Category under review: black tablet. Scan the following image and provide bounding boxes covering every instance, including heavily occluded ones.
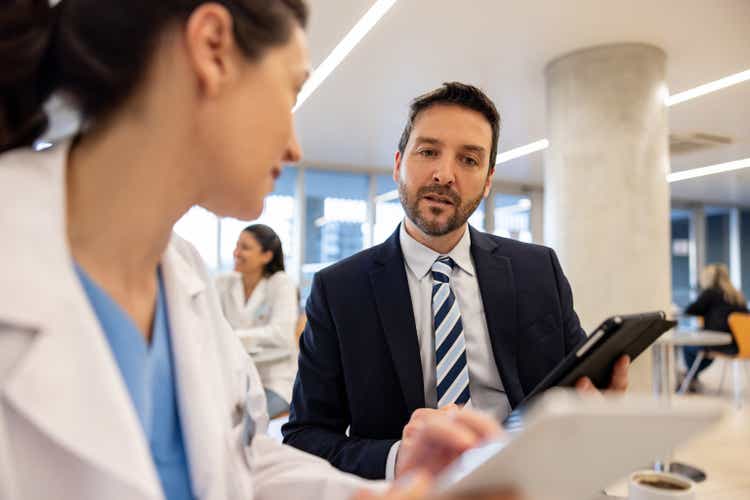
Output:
[520,311,676,405]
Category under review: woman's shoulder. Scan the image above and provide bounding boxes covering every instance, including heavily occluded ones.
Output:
[266,271,296,291]
[267,270,291,282]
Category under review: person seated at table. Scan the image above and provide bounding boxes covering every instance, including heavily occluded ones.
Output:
[216,224,298,417]
[681,263,748,392]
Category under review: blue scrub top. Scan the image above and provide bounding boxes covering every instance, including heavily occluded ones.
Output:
[75,265,195,500]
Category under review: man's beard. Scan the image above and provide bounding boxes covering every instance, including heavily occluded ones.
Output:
[398,182,483,236]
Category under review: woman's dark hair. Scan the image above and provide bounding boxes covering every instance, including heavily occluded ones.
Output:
[243,223,284,276]
[0,0,308,153]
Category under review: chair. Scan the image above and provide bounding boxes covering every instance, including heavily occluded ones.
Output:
[715,312,750,406]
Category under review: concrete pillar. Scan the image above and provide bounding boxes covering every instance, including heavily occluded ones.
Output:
[544,44,671,392]
[528,188,544,244]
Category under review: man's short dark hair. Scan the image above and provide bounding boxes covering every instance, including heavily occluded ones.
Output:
[397,82,501,170]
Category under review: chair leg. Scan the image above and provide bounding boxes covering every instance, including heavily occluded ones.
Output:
[679,350,704,394]
[717,360,729,396]
[732,360,745,408]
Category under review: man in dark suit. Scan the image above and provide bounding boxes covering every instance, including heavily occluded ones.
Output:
[282,82,630,480]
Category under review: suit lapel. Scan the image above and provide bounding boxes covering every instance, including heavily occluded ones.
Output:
[369,227,426,412]
[470,227,524,406]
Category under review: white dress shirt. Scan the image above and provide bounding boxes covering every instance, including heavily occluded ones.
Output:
[215,271,299,402]
[386,222,511,478]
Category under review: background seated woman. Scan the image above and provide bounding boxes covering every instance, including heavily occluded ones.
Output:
[216,224,298,417]
[681,263,748,392]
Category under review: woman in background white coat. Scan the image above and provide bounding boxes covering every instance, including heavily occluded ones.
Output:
[216,224,298,417]
[0,1,514,500]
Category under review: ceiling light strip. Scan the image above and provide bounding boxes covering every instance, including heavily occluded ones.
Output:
[495,139,549,165]
[493,69,750,166]
[293,0,398,113]
[667,157,750,183]
[666,69,750,107]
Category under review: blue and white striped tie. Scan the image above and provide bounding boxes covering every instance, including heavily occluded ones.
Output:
[431,256,471,407]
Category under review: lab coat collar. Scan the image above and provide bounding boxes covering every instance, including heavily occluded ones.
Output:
[0,141,164,499]
[161,239,229,499]
[0,141,234,500]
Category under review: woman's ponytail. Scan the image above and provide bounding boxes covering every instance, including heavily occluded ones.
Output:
[0,0,60,153]
[0,0,308,155]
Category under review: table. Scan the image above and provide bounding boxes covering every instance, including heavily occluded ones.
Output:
[602,404,750,499]
[650,330,734,481]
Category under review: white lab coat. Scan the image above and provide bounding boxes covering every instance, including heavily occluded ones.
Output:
[0,143,383,500]
[215,271,298,402]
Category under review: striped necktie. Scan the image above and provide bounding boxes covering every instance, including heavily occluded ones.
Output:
[431,256,471,407]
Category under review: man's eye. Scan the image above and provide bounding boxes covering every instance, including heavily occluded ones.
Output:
[463,156,479,166]
[419,149,437,157]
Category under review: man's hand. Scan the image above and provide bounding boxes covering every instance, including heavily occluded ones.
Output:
[354,472,521,500]
[394,405,501,479]
[575,354,630,394]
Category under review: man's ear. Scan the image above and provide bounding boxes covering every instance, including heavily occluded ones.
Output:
[184,3,239,98]
[393,151,402,183]
[483,166,495,198]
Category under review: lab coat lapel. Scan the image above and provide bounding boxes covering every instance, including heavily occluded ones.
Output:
[161,241,229,500]
[0,142,162,499]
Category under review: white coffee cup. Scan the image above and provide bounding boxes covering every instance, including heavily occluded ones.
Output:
[628,470,696,500]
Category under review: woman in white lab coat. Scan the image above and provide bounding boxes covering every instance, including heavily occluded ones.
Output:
[215,224,298,417]
[0,1,511,500]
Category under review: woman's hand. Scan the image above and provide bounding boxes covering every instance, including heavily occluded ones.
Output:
[353,473,521,500]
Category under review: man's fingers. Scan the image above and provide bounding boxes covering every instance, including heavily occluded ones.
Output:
[608,355,630,391]
[451,408,502,440]
[575,376,594,392]
[415,413,484,453]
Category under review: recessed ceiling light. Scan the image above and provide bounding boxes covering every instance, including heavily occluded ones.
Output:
[667,157,750,183]
[293,0,398,113]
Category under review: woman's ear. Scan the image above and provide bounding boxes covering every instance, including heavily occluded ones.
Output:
[260,250,274,266]
[184,3,239,98]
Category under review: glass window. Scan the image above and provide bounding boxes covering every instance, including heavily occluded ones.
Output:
[173,206,219,270]
[705,207,731,267]
[374,174,404,244]
[741,210,750,303]
[670,209,692,310]
[218,167,298,274]
[493,194,531,242]
[302,170,369,301]
[468,199,486,231]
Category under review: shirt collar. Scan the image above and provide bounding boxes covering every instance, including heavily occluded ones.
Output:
[399,221,475,280]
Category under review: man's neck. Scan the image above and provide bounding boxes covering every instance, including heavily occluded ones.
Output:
[403,218,467,255]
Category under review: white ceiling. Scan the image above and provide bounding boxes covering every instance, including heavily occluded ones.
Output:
[298,0,750,204]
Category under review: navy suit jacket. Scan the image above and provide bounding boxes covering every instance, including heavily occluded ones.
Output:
[282,225,586,479]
